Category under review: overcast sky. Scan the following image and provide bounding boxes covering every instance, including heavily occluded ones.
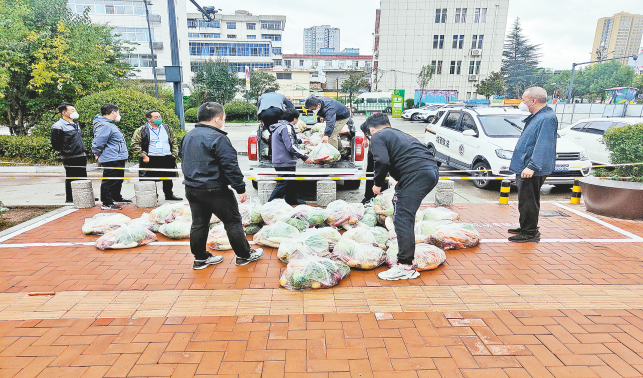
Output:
[189,0,643,69]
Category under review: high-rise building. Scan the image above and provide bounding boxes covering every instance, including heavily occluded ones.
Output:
[373,0,510,102]
[188,10,286,78]
[304,25,340,55]
[591,12,643,63]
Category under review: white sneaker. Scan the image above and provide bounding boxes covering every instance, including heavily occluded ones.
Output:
[193,255,224,270]
[378,264,420,281]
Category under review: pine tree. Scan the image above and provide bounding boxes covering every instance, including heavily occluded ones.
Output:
[501,18,542,99]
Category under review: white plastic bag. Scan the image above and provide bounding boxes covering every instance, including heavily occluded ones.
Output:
[95,224,157,250]
[316,227,342,250]
[430,223,480,250]
[385,240,446,271]
[207,224,232,250]
[159,221,191,239]
[341,227,377,246]
[260,199,296,225]
[414,220,453,244]
[309,142,341,164]
[82,213,132,235]
[253,221,299,248]
[280,255,350,290]
[373,189,395,216]
[149,203,190,224]
[422,207,460,222]
[130,213,161,233]
[292,205,326,227]
[332,239,386,270]
[277,230,330,263]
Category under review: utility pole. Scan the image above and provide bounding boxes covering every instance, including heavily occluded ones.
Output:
[166,0,184,129]
[567,54,638,102]
[143,0,159,99]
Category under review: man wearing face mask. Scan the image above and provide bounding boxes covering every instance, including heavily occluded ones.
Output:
[51,103,87,203]
[92,103,131,210]
[131,110,182,201]
[304,95,351,150]
[509,87,558,243]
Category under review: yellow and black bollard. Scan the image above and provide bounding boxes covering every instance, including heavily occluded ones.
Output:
[571,180,582,204]
[499,180,511,205]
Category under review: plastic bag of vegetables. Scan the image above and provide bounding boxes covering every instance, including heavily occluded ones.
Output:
[280,255,350,290]
[384,216,395,231]
[422,207,460,222]
[244,223,263,236]
[206,225,231,250]
[309,142,341,164]
[429,223,480,250]
[149,203,190,224]
[316,227,342,250]
[129,213,162,233]
[292,205,326,227]
[309,133,322,146]
[249,199,263,224]
[324,200,351,227]
[341,227,377,246]
[385,239,399,266]
[369,227,389,250]
[384,240,446,271]
[82,213,132,235]
[414,220,453,244]
[359,207,378,228]
[260,199,296,225]
[95,224,157,250]
[286,217,309,231]
[373,189,395,216]
[332,239,386,270]
[277,231,330,263]
[253,221,299,248]
[159,221,191,239]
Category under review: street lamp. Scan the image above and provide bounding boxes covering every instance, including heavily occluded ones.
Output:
[567,54,638,102]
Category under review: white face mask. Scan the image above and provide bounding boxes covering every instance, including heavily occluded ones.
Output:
[518,100,532,113]
[69,112,79,120]
[114,114,122,122]
[312,107,319,114]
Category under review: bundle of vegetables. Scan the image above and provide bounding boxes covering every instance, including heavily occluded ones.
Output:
[369,227,390,250]
[384,216,395,231]
[206,225,231,250]
[429,223,480,250]
[244,224,263,235]
[210,214,221,224]
[341,227,377,246]
[277,230,330,263]
[149,203,190,224]
[332,239,386,270]
[292,205,326,227]
[295,119,308,132]
[414,220,453,244]
[82,213,132,235]
[312,124,325,133]
[316,227,342,250]
[239,198,263,226]
[286,218,308,232]
[422,207,460,222]
[253,221,299,248]
[260,199,296,225]
[325,200,363,227]
[280,255,350,290]
[309,143,341,164]
[130,213,162,233]
[385,240,446,271]
[95,224,157,250]
[309,133,322,146]
[373,189,395,216]
[159,221,191,239]
[359,207,378,228]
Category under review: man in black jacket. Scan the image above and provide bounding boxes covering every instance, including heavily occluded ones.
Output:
[304,95,351,150]
[181,102,264,270]
[51,103,87,203]
[360,121,388,204]
[366,113,439,281]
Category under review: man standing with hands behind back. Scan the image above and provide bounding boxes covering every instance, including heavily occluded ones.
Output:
[508,87,558,243]
[51,103,87,203]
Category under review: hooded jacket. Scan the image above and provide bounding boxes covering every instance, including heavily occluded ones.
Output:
[91,115,129,163]
[307,95,350,136]
[50,118,86,159]
[509,106,558,176]
[270,120,309,168]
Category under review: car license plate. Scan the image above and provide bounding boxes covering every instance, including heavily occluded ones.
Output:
[555,164,569,172]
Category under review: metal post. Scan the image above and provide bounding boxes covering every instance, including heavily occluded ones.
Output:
[567,63,576,103]
[167,0,185,129]
[143,0,159,99]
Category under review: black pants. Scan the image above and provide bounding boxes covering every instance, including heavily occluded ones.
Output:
[185,186,251,261]
[259,108,284,129]
[140,155,176,197]
[516,176,546,236]
[100,160,126,206]
[268,166,299,205]
[62,156,87,202]
[364,150,388,202]
[393,167,439,265]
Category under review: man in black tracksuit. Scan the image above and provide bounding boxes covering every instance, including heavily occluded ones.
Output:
[366,113,439,281]
[360,121,388,204]
[181,102,264,270]
[50,103,87,203]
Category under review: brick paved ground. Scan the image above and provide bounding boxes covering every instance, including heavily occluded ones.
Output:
[1,203,642,377]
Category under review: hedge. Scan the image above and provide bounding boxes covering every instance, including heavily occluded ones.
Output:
[224,101,257,121]
[184,107,198,123]
[0,136,58,164]
[595,123,643,182]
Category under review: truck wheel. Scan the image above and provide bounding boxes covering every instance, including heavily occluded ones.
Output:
[252,180,258,190]
[342,180,362,190]
[472,162,498,190]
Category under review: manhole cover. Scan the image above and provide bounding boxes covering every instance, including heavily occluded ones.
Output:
[539,210,569,217]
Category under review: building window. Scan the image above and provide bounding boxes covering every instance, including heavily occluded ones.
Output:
[431,60,437,73]
[261,21,282,30]
[312,60,319,68]
[247,35,256,39]
[455,8,465,23]
[284,60,291,67]
[456,61,462,74]
[227,22,236,29]
[227,35,236,39]
[433,35,444,49]
[436,61,443,74]
[469,61,475,74]
[189,42,270,57]
[246,23,256,30]
[475,61,481,74]
[439,35,444,49]
[69,0,146,15]
[452,35,464,49]
[187,19,220,28]
[299,59,304,66]
[324,60,332,67]
[475,8,487,23]
[354,60,359,67]
[274,60,283,66]
[276,72,292,80]
[188,33,221,39]
[450,61,456,74]
[114,28,153,42]
[125,54,157,67]
[272,47,282,54]
[472,35,484,49]
[262,34,281,41]
[435,8,446,23]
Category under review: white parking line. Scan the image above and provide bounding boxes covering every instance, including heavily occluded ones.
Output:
[555,203,643,241]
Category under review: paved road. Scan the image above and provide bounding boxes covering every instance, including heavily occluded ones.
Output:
[0,117,574,206]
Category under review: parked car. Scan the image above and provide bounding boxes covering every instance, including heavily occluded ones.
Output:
[421,104,465,123]
[424,107,593,189]
[401,104,441,121]
[559,117,643,165]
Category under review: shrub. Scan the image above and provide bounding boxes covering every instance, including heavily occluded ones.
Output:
[405,98,415,109]
[224,101,257,121]
[184,107,199,123]
[0,136,58,164]
[595,123,643,182]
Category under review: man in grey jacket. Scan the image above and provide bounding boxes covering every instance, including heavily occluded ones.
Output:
[304,95,351,150]
[268,109,313,205]
[257,89,294,129]
[51,103,86,203]
[92,103,130,210]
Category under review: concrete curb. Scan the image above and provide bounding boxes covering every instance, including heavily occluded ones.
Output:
[0,205,72,241]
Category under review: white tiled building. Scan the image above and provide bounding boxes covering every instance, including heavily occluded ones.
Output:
[374,0,510,103]
[187,10,285,79]
[67,0,191,83]
[282,53,373,89]
[303,25,341,55]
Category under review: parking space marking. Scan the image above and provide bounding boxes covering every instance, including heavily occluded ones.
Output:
[555,203,643,240]
[0,207,78,243]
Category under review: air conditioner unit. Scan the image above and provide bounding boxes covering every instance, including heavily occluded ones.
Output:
[468,74,479,81]
[151,42,163,50]
[470,49,482,56]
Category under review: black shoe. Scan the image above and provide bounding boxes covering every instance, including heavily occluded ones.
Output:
[115,198,132,204]
[101,204,122,210]
[508,228,522,234]
[508,232,541,243]
[165,194,183,201]
[235,248,264,266]
[287,200,306,206]
[193,255,224,270]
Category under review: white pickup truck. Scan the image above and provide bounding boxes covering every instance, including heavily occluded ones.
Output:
[247,109,366,190]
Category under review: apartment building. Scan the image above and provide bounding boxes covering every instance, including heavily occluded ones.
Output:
[591,12,643,64]
[283,53,373,90]
[304,25,341,55]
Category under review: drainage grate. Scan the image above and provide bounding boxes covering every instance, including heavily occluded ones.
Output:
[539,210,569,217]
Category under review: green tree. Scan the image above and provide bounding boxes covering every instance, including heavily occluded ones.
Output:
[0,0,132,135]
[550,61,636,102]
[341,70,369,111]
[416,65,435,105]
[192,57,239,105]
[501,18,542,99]
[249,70,279,101]
[475,72,506,99]
[633,75,643,103]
